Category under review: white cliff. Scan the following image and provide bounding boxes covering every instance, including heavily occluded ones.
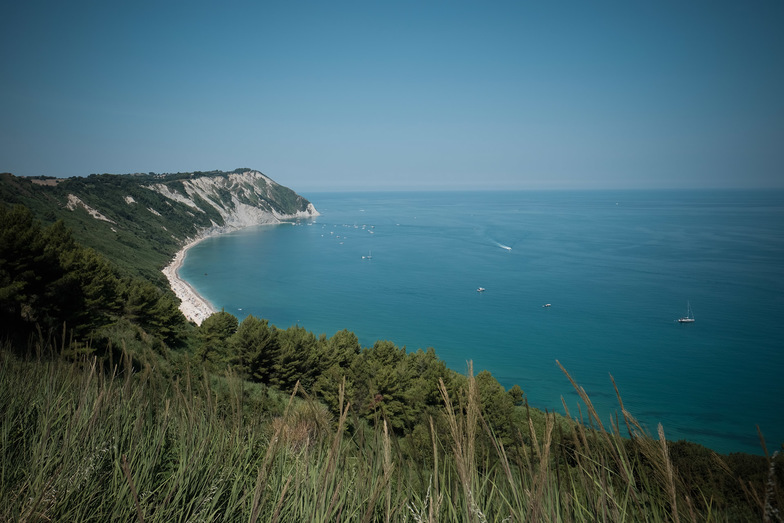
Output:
[146,170,319,232]
[150,170,319,325]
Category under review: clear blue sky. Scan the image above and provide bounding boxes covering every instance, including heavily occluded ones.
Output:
[2,1,783,190]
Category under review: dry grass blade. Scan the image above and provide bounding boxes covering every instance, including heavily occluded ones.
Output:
[428,415,442,520]
[439,362,485,521]
[249,381,300,523]
[320,379,351,516]
[121,454,145,523]
[557,360,633,485]
[271,474,293,523]
[610,373,634,439]
[658,423,680,523]
[360,420,395,523]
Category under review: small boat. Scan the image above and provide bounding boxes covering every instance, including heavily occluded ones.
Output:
[477,287,486,292]
[543,303,551,308]
[362,250,372,259]
[677,301,695,323]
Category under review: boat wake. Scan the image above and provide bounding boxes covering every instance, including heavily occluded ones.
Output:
[496,242,512,251]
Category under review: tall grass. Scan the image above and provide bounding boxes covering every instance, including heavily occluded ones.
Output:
[0,345,776,521]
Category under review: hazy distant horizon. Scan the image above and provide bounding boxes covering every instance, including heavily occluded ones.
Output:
[2,2,783,190]
[8,169,783,193]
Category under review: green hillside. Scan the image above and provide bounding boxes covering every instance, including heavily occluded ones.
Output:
[0,169,314,282]
[1,171,781,521]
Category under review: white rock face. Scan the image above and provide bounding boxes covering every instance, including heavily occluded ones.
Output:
[151,170,320,325]
[66,194,116,224]
[146,170,319,233]
[150,183,202,210]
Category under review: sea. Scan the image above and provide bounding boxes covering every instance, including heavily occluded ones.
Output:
[179,190,784,455]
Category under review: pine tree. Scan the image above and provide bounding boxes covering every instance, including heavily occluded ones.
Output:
[228,315,278,381]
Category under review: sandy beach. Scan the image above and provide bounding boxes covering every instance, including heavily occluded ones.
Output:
[162,235,218,326]
[158,179,319,326]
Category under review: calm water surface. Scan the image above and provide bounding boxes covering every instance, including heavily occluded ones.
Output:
[180,190,784,455]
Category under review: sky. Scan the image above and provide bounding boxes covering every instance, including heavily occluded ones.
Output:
[1,1,783,191]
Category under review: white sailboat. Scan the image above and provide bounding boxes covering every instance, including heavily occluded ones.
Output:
[677,301,695,323]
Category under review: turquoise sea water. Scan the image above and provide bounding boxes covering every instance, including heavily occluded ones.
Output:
[179,190,784,455]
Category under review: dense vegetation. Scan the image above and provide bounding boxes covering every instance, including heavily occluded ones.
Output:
[1,173,782,521]
[3,337,781,521]
[0,170,313,282]
[0,204,186,349]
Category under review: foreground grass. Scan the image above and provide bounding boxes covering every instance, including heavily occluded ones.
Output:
[1,347,779,522]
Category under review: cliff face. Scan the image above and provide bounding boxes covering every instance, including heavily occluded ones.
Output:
[0,169,318,281]
[145,170,319,234]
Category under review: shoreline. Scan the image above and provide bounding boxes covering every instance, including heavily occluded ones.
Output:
[162,202,320,326]
[162,233,220,326]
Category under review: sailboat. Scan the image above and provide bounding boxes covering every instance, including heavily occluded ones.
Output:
[677,301,695,323]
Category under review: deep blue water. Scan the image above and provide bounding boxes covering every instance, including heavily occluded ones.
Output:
[179,190,784,455]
